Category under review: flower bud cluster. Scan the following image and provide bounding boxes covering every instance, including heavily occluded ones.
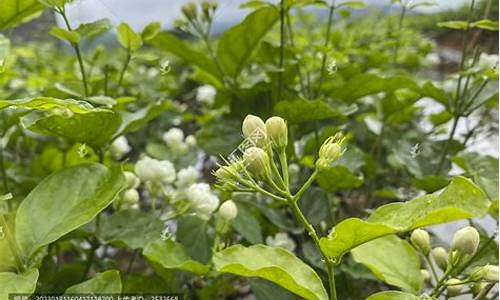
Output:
[316,134,345,171]
[162,127,196,157]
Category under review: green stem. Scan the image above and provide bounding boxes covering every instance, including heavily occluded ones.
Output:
[393,3,407,64]
[117,50,132,91]
[59,10,89,98]
[278,0,285,102]
[424,254,439,284]
[278,150,289,189]
[431,266,454,297]
[317,2,336,96]
[293,170,318,201]
[288,199,337,300]
[473,282,496,300]
[435,115,459,175]
[285,12,307,98]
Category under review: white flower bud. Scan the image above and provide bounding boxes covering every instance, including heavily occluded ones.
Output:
[218,200,238,221]
[316,135,344,171]
[110,136,131,159]
[185,135,197,148]
[446,278,463,297]
[420,269,431,283]
[431,247,448,270]
[243,147,270,178]
[242,114,267,147]
[265,116,287,150]
[134,156,176,183]
[181,1,197,19]
[124,171,140,189]
[411,229,431,255]
[122,189,139,205]
[176,166,199,188]
[196,85,216,106]
[451,226,480,256]
[481,265,499,282]
[266,232,296,252]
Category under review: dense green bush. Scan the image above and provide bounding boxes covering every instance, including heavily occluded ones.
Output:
[0,0,498,299]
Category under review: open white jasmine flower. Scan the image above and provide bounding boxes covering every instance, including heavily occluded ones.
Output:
[477,53,499,71]
[134,156,176,183]
[185,183,219,220]
[422,53,440,66]
[196,84,216,106]
[163,128,185,146]
[266,232,296,252]
[176,166,199,188]
[110,136,131,159]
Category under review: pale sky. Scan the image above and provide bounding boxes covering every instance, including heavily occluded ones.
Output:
[60,0,470,32]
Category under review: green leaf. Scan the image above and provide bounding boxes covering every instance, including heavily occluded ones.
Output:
[149,32,222,82]
[0,0,44,31]
[319,176,489,261]
[115,101,171,137]
[217,6,279,78]
[117,23,143,51]
[251,279,296,300]
[143,239,210,275]
[274,100,339,124]
[0,34,9,72]
[453,152,498,200]
[176,216,214,264]
[196,118,242,156]
[317,166,363,191]
[232,201,263,243]
[141,21,161,41]
[99,209,164,249]
[214,244,328,300]
[75,19,112,41]
[50,26,81,44]
[65,270,122,293]
[9,98,121,149]
[331,74,418,102]
[352,235,423,293]
[15,163,126,260]
[437,21,468,30]
[471,19,498,31]
[0,269,38,300]
[365,291,420,300]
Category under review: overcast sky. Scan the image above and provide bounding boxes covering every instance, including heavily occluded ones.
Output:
[60,0,471,32]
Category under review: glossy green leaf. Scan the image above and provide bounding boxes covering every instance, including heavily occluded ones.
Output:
[471,19,498,31]
[0,269,38,300]
[141,21,161,41]
[117,23,143,51]
[213,244,328,300]
[352,235,423,293]
[75,19,112,40]
[319,176,489,261]
[65,270,122,293]
[50,26,81,44]
[149,32,222,81]
[143,239,210,275]
[217,6,279,78]
[437,21,468,30]
[0,0,44,31]
[15,164,126,260]
[232,201,263,243]
[274,100,339,124]
[365,291,420,300]
[176,216,214,264]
